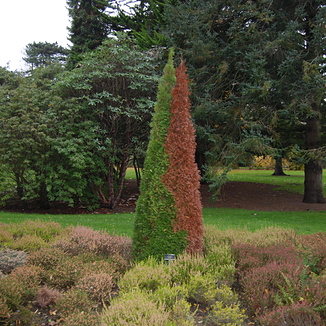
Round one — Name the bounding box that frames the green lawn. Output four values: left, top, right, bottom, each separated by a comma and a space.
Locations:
0, 168, 325, 237
227, 168, 326, 195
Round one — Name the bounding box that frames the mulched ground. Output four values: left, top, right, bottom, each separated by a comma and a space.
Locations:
4, 178, 325, 214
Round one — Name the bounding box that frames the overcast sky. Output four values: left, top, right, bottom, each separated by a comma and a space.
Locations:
0, 0, 71, 71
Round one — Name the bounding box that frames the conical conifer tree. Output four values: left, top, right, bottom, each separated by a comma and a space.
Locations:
162, 60, 203, 254
132, 51, 203, 260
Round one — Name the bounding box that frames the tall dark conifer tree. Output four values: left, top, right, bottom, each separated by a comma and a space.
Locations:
163, 0, 325, 203
66, 0, 110, 69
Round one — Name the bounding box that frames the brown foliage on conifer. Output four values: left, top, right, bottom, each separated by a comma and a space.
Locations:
162, 60, 204, 254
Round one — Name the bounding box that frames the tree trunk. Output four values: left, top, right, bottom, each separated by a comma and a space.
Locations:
38, 179, 51, 209
303, 117, 325, 203
272, 155, 288, 176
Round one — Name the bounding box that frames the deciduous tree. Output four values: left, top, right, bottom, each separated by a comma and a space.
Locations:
54, 35, 158, 208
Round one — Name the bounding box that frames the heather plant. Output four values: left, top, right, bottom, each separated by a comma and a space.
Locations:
55, 225, 132, 260
6, 220, 65, 242
150, 284, 189, 309
206, 300, 246, 326
204, 243, 236, 284
304, 275, 326, 319
299, 232, 326, 274
258, 301, 323, 326
101, 290, 170, 326
76, 272, 115, 302
9, 264, 43, 292
0, 265, 43, 322
204, 225, 298, 248
43, 254, 84, 288
234, 242, 306, 318
170, 252, 213, 285
167, 298, 194, 326
232, 242, 302, 274
27, 246, 67, 270
0, 296, 11, 326
9, 234, 49, 251
118, 257, 171, 293
0, 227, 11, 244
61, 312, 100, 326
36, 286, 61, 308
82, 259, 118, 279
0, 248, 28, 273
54, 289, 94, 317
187, 274, 239, 307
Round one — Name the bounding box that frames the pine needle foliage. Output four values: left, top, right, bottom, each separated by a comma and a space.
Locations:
132, 51, 204, 260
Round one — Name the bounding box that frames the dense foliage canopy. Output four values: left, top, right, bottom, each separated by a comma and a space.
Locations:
0, 0, 324, 208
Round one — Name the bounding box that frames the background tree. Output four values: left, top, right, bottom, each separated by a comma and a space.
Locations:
133, 50, 203, 261
163, 0, 325, 203
0, 65, 63, 209
54, 35, 158, 208
66, 0, 112, 69
23, 42, 69, 70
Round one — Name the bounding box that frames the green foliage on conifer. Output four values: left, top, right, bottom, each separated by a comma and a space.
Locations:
132, 49, 187, 261
133, 51, 204, 261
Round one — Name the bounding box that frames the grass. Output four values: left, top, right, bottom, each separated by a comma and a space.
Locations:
0, 208, 325, 237
227, 168, 326, 195
0, 168, 325, 237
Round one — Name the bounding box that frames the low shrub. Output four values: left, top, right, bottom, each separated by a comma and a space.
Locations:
27, 246, 67, 270
76, 272, 115, 302
206, 300, 246, 326
187, 274, 239, 307
36, 286, 61, 308
0, 227, 12, 244
151, 284, 188, 309
82, 259, 118, 278
56, 226, 132, 260
204, 243, 236, 284
170, 252, 210, 285
239, 261, 305, 316
42, 255, 84, 288
168, 299, 194, 326
54, 289, 94, 317
0, 296, 12, 325
118, 257, 171, 293
304, 275, 326, 319
101, 290, 170, 326
299, 232, 326, 274
232, 242, 302, 274
9, 234, 49, 251
10, 265, 43, 292
258, 301, 323, 326
0, 248, 28, 274
0, 265, 43, 310
204, 225, 298, 249
61, 311, 100, 326
5, 220, 65, 244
